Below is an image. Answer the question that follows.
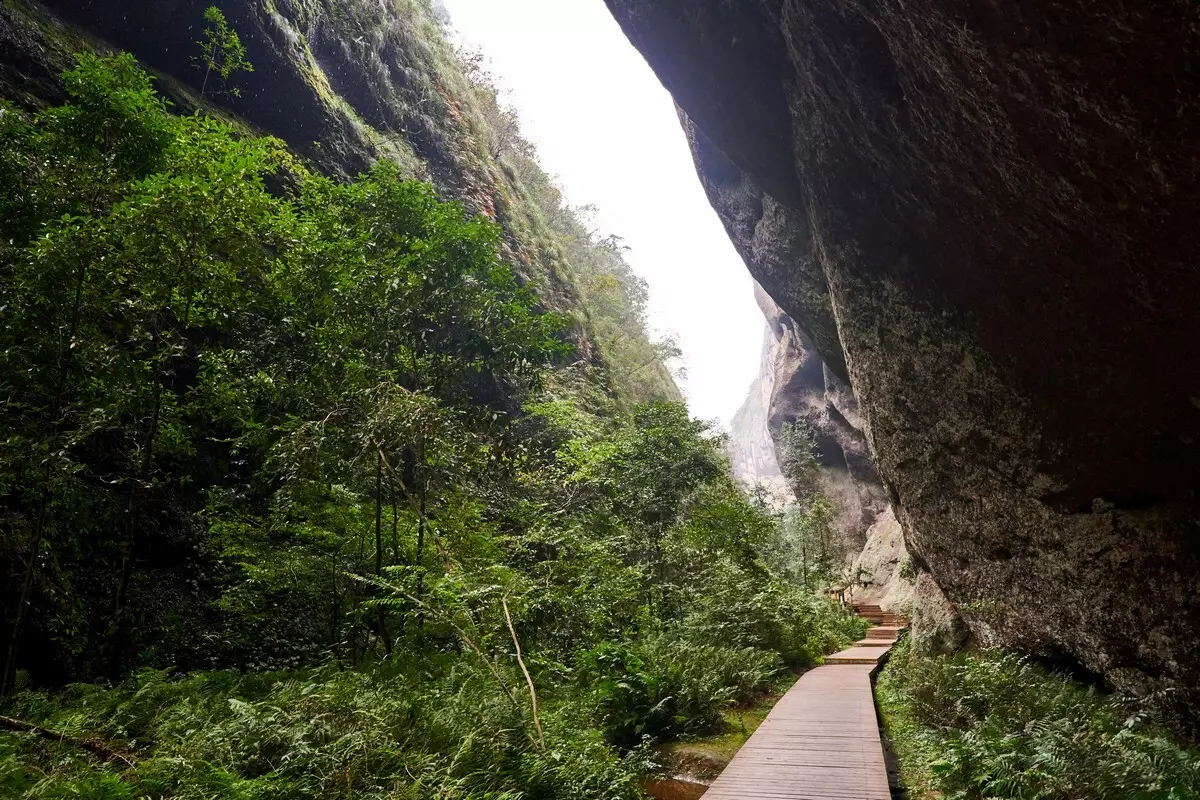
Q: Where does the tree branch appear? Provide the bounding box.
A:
[0,716,136,768]
[503,596,544,749]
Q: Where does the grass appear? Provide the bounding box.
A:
[669,696,776,776]
[876,640,1200,800]
[660,669,801,782]
[0,657,654,800]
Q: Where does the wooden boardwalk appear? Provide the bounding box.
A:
[701,609,902,800]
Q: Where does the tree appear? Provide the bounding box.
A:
[0,53,175,692]
[0,53,870,798]
[777,419,821,499]
[779,497,838,590]
[195,6,253,100]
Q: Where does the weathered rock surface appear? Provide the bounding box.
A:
[754,283,888,553]
[909,569,974,656]
[848,507,913,612]
[608,0,1200,722]
[727,321,793,505]
[729,279,890,555]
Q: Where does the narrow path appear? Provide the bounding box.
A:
[700,605,903,800]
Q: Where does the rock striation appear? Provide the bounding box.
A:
[608,0,1200,723]
[726,320,793,505]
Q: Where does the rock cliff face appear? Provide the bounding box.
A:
[848,508,912,610]
[608,0,1200,722]
[759,287,889,555]
[731,283,889,554]
[727,322,793,504]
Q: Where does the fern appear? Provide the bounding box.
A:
[877,641,1200,799]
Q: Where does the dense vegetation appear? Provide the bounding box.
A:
[764,420,843,590]
[308,0,684,405]
[877,641,1200,800]
[0,50,863,798]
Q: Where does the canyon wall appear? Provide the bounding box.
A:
[730,284,889,557]
[727,320,793,504]
[608,0,1200,723]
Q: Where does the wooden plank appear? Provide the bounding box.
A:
[823,645,891,664]
[700,663,891,800]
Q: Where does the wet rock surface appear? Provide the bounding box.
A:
[608,0,1200,723]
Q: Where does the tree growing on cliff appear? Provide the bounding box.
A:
[195,6,253,100]
[777,419,821,499]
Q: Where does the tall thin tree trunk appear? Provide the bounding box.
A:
[330,546,343,669]
[109,381,163,659]
[802,542,809,591]
[374,452,384,577]
[390,480,399,565]
[414,460,427,631]
[373,452,390,655]
[110,256,196,669]
[390,478,405,636]
[3,260,88,694]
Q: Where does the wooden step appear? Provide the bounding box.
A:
[865,626,904,639]
[869,620,908,628]
[825,645,892,665]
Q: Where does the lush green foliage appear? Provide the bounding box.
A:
[767,421,848,589]
[776,420,820,498]
[308,0,682,404]
[0,661,653,800]
[0,51,564,684]
[194,7,253,99]
[877,641,1200,800]
[765,497,842,591]
[0,55,861,798]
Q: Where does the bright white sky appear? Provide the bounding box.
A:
[440,0,763,427]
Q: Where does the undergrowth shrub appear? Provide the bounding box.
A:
[877,640,1200,800]
[577,635,780,750]
[679,567,867,666]
[1,659,650,800]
